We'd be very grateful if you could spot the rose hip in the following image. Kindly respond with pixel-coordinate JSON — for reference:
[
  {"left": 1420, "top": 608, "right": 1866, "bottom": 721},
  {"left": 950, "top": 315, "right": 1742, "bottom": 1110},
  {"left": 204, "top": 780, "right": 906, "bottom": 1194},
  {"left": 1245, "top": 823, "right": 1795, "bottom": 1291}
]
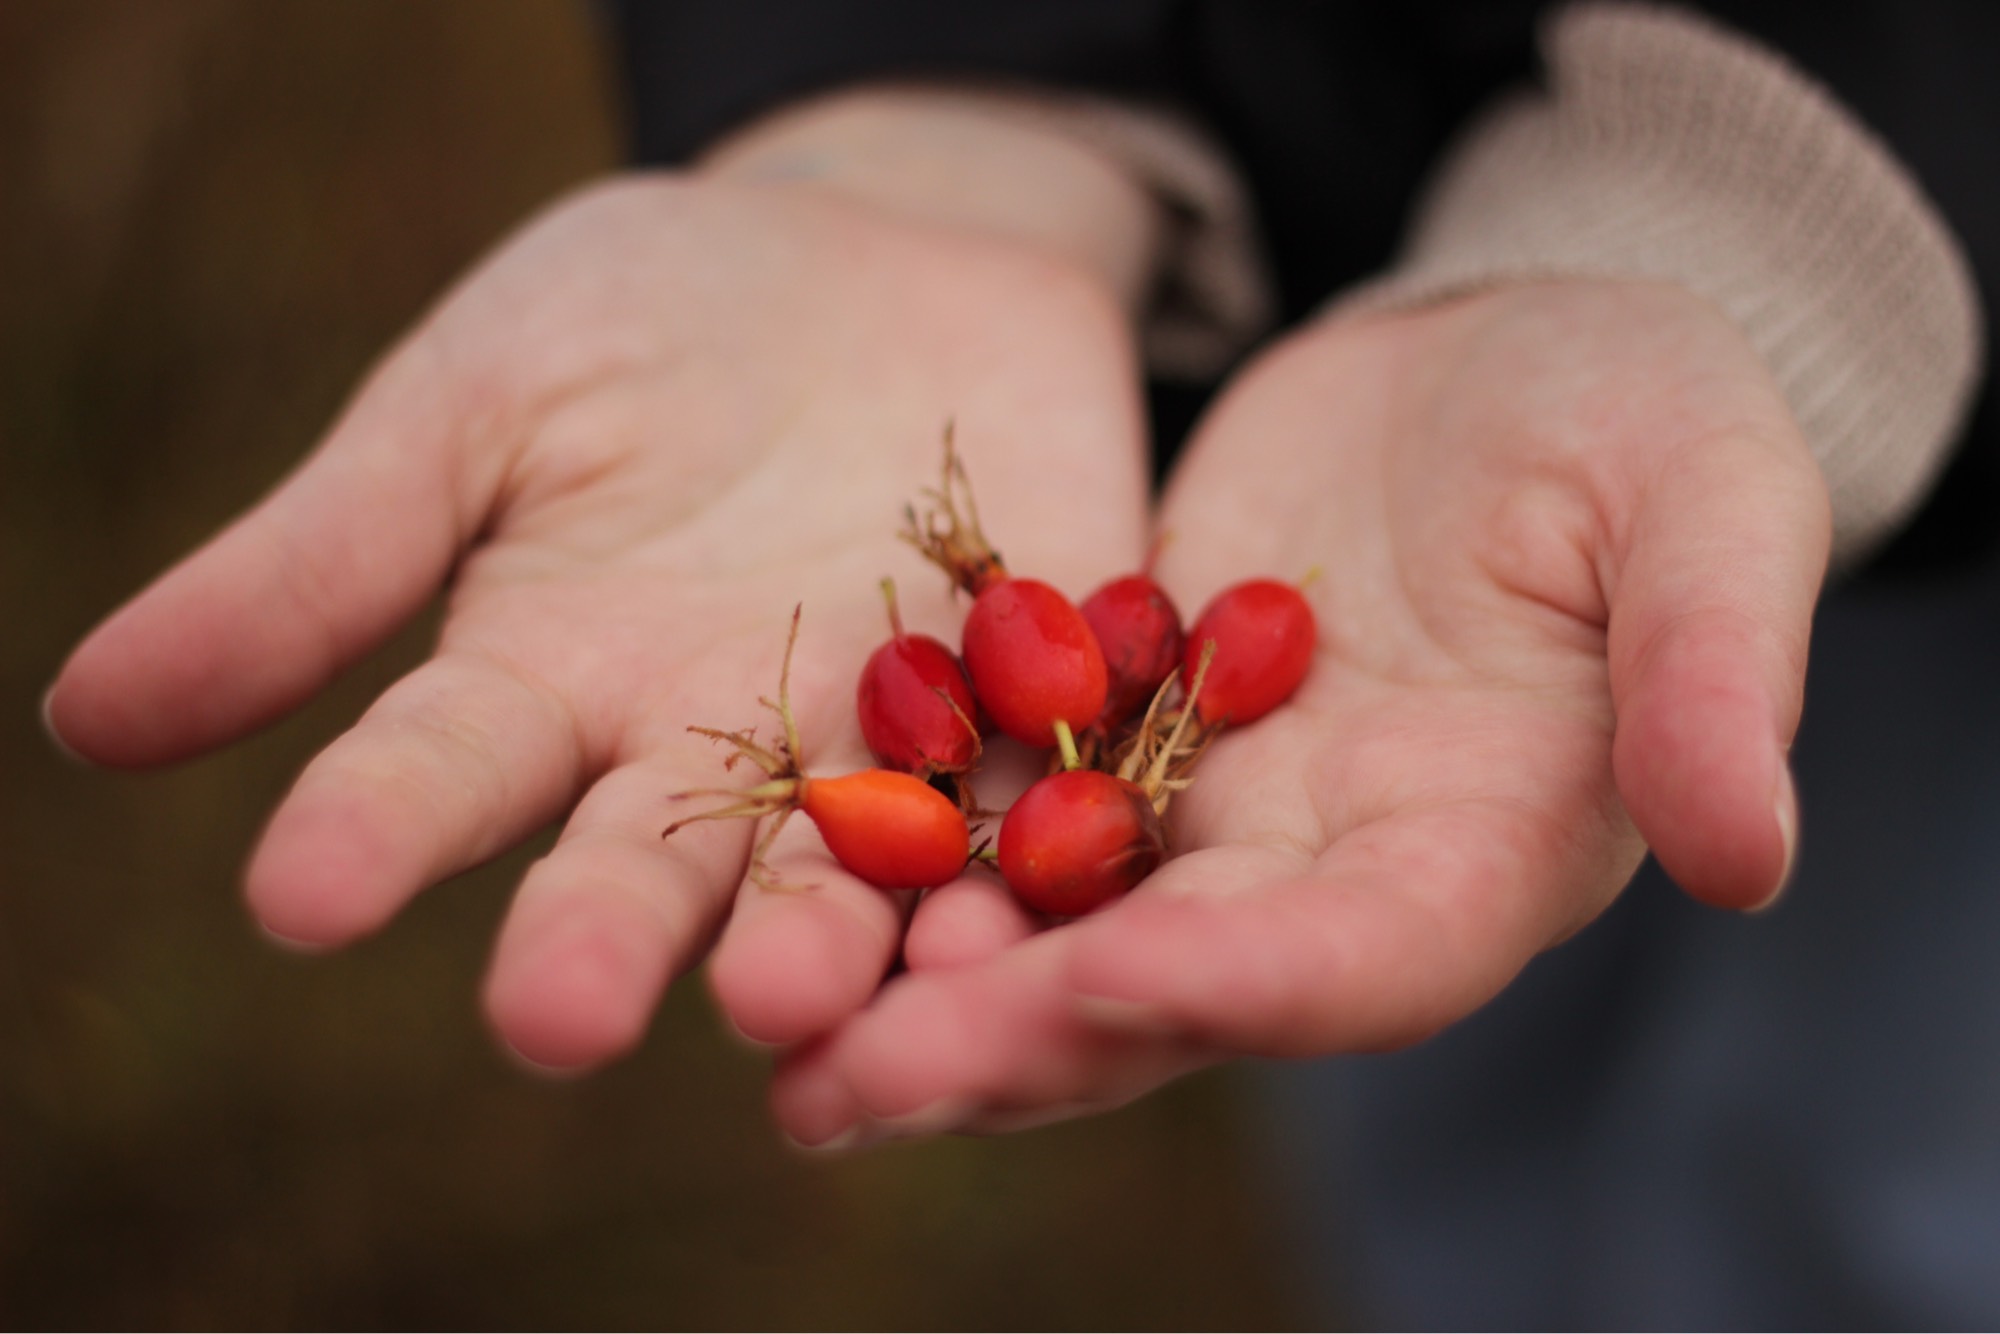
[
  {"left": 902, "top": 428, "right": 1105, "bottom": 756},
  {"left": 960, "top": 577, "right": 1107, "bottom": 752},
  {"left": 1184, "top": 579, "right": 1317, "bottom": 726},
  {"left": 856, "top": 579, "right": 979, "bottom": 777},
  {"left": 1080, "top": 573, "right": 1185, "bottom": 729},
  {"left": 997, "top": 769, "right": 1165, "bottom": 916},
  {"left": 991, "top": 642, "right": 1216, "bottom": 915},
  {"left": 797, "top": 769, "right": 971, "bottom": 890},
  {"left": 665, "top": 607, "right": 970, "bottom": 891},
  {"left": 674, "top": 767, "right": 969, "bottom": 892}
]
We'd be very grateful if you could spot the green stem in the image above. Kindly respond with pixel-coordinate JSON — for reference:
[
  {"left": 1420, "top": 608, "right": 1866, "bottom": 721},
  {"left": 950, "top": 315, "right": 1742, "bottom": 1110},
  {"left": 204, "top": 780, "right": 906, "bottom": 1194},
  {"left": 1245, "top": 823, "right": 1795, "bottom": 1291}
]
[
  {"left": 879, "top": 576, "right": 905, "bottom": 639},
  {"left": 1052, "top": 718, "right": 1081, "bottom": 771},
  {"left": 777, "top": 604, "right": 806, "bottom": 767}
]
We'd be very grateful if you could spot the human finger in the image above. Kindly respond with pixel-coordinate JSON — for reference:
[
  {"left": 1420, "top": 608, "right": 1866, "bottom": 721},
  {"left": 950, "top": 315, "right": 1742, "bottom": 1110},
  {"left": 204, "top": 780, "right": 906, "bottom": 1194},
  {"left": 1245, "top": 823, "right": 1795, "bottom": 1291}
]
[
  {"left": 45, "top": 334, "right": 509, "bottom": 768},
  {"left": 243, "top": 647, "right": 584, "bottom": 946},
  {"left": 768, "top": 927, "right": 1211, "bottom": 1147},
  {"left": 900, "top": 875, "right": 1039, "bottom": 972},
  {"left": 482, "top": 751, "right": 760, "bottom": 1071},
  {"left": 1604, "top": 426, "right": 1830, "bottom": 910},
  {"left": 1063, "top": 797, "right": 1636, "bottom": 1057},
  {"left": 701, "top": 805, "right": 923, "bottom": 1048}
]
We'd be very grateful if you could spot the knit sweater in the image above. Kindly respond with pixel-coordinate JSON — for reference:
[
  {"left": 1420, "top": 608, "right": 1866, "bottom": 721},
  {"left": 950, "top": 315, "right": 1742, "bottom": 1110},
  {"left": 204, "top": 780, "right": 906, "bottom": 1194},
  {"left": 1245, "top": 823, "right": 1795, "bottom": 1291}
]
[{"left": 611, "top": 1, "right": 1986, "bottom": 568}]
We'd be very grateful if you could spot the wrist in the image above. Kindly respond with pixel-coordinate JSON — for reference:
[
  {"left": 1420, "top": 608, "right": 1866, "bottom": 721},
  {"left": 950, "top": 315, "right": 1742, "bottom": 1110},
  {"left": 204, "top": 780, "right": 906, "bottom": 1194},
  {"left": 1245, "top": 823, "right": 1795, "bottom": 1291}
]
[
  {"left": 1334, "top": 4, "right": 1980, "bottom": 568},
  {"left": 695, "top": 85, "right": 1166, "bottom": 314}
]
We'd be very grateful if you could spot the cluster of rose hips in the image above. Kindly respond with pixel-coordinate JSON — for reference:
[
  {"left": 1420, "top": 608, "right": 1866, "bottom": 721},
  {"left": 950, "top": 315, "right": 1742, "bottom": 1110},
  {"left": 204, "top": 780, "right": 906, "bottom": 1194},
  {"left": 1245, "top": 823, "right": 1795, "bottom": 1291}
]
[{"left": 664, "top": 432, "right": 1316, "bottom": 918}]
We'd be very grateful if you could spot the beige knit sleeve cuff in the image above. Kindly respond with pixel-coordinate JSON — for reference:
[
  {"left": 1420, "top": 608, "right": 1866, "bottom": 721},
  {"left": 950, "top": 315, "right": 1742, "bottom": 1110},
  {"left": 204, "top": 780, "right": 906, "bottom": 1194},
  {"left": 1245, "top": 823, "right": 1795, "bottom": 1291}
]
[{"left": 1344, "top": 3, "right": 1984, "bottom": 566}]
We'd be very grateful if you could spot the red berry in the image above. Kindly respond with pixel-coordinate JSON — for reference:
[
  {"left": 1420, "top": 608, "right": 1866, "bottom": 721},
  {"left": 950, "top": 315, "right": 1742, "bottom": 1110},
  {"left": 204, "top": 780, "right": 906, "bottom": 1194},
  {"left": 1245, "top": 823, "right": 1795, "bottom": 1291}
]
[
  {"left": 1080, "top": 574, "right": 1185, "bottom": 728},
  {"left": 1185, "top": 579, "right": 1317, "bottom": 725},
  {"left": 961, "top": 578, "right": 1108, "bottom": 749},
  {"left": 997, "top": 769, "right": 1165, "bottom": 916},
  {"left": 857, "top": 635, "right": 979, "bottom": 773},
  {"left": 857, "top": 581, "right": 979, "bottom": 775},
  {"left": 800, "top": 769, "right": 970, "bottom": 890},
  {"left": 665, "top": 606, "right": 968, "bottom": 892}
]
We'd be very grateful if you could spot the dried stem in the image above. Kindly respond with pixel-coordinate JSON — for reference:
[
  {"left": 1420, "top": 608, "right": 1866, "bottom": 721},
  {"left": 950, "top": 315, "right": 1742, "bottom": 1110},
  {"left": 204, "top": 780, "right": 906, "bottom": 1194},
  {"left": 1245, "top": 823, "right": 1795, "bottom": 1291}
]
[
  {"left": 662, "top": 605, "right": 814, "bottom": 892},
  {"left": 898, "top": 420, "right": 1007, "bottom": 596},
  {"left": 1112, "top": 639, "right": 1218, "bottom": 816},
  {"left": 773, "top": 603, "right": 805, "bottom": 772}
]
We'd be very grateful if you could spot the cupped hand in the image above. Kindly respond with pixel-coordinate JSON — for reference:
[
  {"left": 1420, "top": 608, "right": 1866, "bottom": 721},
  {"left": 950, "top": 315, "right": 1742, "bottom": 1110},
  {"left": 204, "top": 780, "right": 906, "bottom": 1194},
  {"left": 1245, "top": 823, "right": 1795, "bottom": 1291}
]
[
  {"left": 44, "top": 175, "right": 1153, "bottom": 1069},
  {"left": 773, "top": 278, "right": 1832, "bottom": 1146}
]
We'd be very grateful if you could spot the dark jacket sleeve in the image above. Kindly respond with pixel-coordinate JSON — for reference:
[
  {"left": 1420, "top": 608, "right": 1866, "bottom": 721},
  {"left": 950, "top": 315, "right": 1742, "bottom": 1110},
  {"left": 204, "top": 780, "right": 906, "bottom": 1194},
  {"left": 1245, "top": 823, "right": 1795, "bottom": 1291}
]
[
  {"left": 600, "top": 0, "right": 1995, "bottom": 572},
  {"left": 598, "top": 0, "right": 1541, "bottom": 321},
  {"left": 1702, "top": 2, "right": 2000, "bottom": 571},
  {"left": 601, "top": 0, "right": 1180, "bottom": 163}
]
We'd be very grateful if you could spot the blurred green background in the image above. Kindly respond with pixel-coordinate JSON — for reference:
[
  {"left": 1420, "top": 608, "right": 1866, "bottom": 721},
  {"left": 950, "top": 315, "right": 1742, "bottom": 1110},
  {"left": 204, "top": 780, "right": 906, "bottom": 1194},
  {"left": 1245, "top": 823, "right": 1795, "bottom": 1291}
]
[{"left": 0, "top": 3, "right": 1310, "bottom": 1327}]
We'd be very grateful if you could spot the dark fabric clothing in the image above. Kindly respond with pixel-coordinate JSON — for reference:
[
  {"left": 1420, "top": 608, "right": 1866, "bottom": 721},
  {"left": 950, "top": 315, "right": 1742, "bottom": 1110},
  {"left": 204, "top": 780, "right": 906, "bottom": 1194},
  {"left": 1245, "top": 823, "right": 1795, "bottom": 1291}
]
[
  {"left": 601, "top": 0, "right": 1997, "bottom": 572},
  {"left": 597, "top": 5, "right": 2000, "bottom": 1326},
  {"left": 1715, "top": 4, "right": 2000, "bottom": 572},
  {"left": 605, "top": 0, "right": 1536, "bottom": 324},
  {"left": 1255, "top": 560, "right": 2000, "bottom": 1329}
]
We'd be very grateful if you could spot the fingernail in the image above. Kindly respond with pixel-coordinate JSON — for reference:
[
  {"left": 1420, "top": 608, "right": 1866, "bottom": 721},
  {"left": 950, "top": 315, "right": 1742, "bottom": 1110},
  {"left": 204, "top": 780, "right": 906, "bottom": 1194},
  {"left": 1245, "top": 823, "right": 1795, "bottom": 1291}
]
[
  {"left": 1751, "top": 768, "right": 1799, "bottom": 913},
  {"left": 255, "top": 919, "right": 334, "bottom": 955},
  {"left": 872, "top": 1095, "right": 975, "bottom": 1140},
  {"left": 496, "top": 1038, "right": 591, "bottom": 1082},
  {"left": 40, "top": 687, "right": 86, "bottom": 766},
  {"left": 722, "top": 1014, "right": 781, "bottom": 1051},
  {"left": 784, "top": 1123, "right": 872, "bottom": 1155}
]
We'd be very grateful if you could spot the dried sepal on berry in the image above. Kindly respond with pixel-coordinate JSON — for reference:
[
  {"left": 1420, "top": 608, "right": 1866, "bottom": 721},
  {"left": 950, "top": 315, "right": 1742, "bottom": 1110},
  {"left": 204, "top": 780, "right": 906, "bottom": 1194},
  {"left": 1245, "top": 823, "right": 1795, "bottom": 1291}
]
[
  {"left": 990, "top": 644, "right": 1217, "bottom": 918},
  {"left": 897, "top": 422, "right": 1108, "bottom": 754},
  {"left": 1112, "top": 638, "right": 1217, "bottom": 816},
  {"left": 898, "top": 420, "right": 1007, "bottom": 597},
  {"left": 665, "top": 605, "right": 972, "bottom": 893},
  {"left": 995, "top": 768, "right": 1167, "bottom": 917},
  {"left": 663, "top": 605, "right": 811, "bottom": 890}
]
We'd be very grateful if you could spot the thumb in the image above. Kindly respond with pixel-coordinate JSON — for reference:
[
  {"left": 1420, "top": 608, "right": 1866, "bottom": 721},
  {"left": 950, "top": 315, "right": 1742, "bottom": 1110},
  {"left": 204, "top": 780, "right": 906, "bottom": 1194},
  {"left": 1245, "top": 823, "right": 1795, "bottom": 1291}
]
[
  {"left": 1606, "top": 425, "right": 1831, "bottom": 911},
  {"left": 45, "top": 332, "right": 510, "bottom": 768}
]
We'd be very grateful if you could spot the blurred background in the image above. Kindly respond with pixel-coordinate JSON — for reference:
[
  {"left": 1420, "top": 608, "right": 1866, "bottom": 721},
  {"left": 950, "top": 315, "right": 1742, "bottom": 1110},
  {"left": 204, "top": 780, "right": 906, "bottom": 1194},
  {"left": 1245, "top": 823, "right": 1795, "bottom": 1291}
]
[{"left": 0, "top": 3, "right": 1311, "bottom": 1327}]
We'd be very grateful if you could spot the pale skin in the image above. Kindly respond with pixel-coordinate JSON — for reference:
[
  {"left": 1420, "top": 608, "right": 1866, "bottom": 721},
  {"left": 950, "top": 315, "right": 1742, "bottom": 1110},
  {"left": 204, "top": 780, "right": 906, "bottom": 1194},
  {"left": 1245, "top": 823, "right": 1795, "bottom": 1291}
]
[
  {"left": 44, "top": 93, "right": 1164, "bottom": 1068},
  {"left": 43, "top": 89, "right": 1830, "bottom": 1132},
  {"left": 776, "top": 277, "right": 1832, "bottom": 1144}
]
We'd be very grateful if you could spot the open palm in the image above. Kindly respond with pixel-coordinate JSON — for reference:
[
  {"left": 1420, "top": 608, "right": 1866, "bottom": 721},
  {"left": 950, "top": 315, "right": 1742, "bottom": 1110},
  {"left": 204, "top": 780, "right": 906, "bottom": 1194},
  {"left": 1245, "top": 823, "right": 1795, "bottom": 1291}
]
[
  {"left": 773, "top": 279, "right": 1833, "bottom": 1144},
  {"left": 45, "top": 176, "right": 1154, "bottom": 1070}
]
